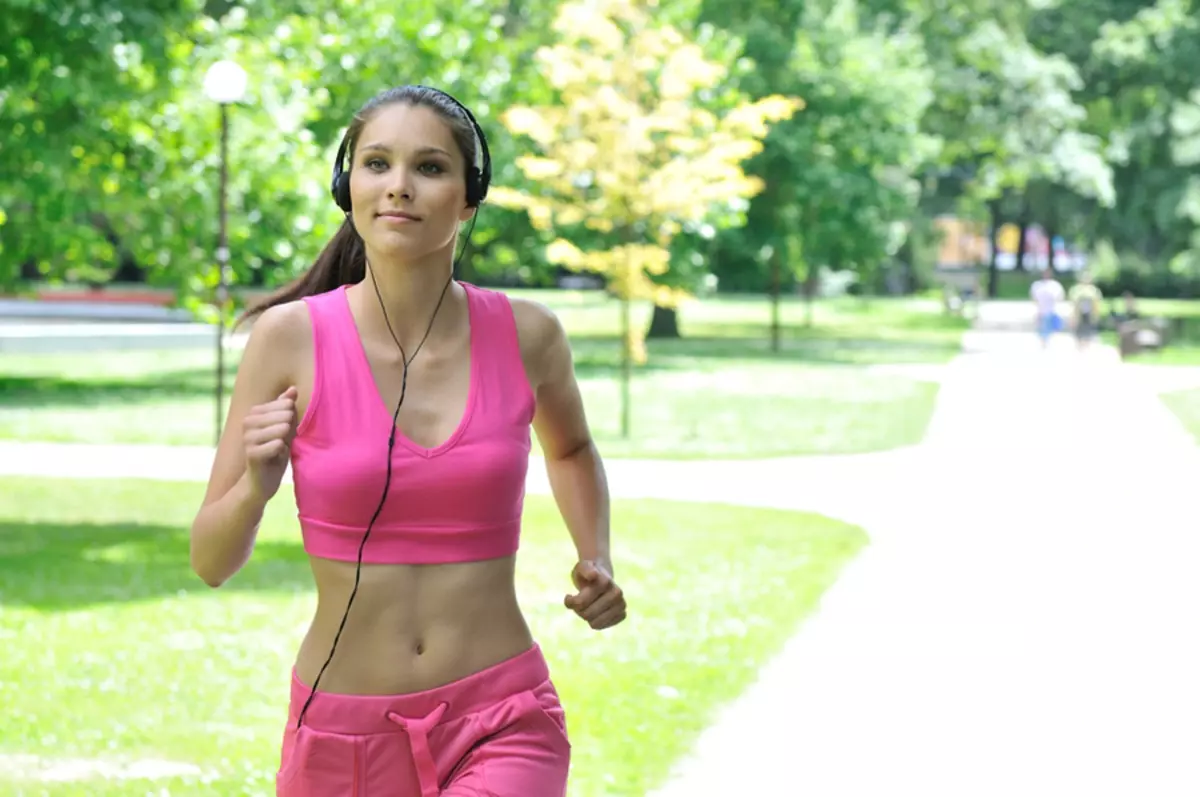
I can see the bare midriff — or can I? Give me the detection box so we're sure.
[293,554,535,695]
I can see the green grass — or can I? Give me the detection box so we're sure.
[0,291,967,457]
[1150,302,1200,427]
[0,476,867,796]
[1160,388,1200,443]
[1107,341,1200,366]
[1124,299,1200,319]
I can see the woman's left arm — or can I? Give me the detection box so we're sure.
[514,298,626,631]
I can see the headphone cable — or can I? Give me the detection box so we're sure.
[295,263,454,730]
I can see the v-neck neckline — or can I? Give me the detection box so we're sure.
[340,283,477,459]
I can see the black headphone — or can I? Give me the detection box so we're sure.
[329,86,492,213]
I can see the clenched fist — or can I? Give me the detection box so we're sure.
[243,386,299,502]
[564,560,627,630]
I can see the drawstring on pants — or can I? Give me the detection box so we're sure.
[386,702,449,797]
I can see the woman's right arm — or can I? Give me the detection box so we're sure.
[189,303,306,587]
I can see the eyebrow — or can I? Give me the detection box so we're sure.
[358,143,453,158]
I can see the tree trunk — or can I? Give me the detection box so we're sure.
[1047,223,1057,272]
[646,304,680,338]
[1014,198,1031,272]
[987,200,1002,297]
[895,234,914,295]
[501,0,524,36]
[803,265,819,328]
[770,247,782,351]
[620,294,631,439]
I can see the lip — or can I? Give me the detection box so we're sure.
[377,211,421,222]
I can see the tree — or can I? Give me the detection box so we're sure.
[0,0,579,304]
[488,0,802,438]
[703,0,937,344]
[0,0,204,286]
[1072,0,1200,274]
[778,0,938,328]
[847,0,1117,295]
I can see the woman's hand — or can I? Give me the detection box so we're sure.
[564,560,626,630]
[243,386,299,502]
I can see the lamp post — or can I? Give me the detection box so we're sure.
[202,60,248,446]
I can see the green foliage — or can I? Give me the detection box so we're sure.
[3,0,1200,301]
[706,0,939,291]
[1,0,568,301]
[1,0,205,283]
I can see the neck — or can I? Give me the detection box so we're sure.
[359,250,460,356]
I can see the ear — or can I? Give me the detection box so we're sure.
[459,203,477,222]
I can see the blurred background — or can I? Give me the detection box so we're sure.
[2,0,1199,795]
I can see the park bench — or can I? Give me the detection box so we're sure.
[1114,316,1169,359]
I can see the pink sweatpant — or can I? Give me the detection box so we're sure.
[276,645,570,796]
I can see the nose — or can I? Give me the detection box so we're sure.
[387,164,415,201]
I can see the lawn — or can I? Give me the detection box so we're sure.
[0,291,966,458]
[1160,388,1200,443]
[0,476,867,797]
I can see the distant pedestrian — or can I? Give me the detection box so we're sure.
[1068,272,1104,352]
[1029,268,1065,349]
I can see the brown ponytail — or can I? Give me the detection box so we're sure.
[236,218,364,326]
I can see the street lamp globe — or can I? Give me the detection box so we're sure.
[203,60,248,104]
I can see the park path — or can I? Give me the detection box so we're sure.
[0,439,907,531]
[648,312,1200,797]
[0,429,914,533]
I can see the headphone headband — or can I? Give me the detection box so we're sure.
[330,86,492,213]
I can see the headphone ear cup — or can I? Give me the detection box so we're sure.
[333,173,352,213]
[466,167,485,207]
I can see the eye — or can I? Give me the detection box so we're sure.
[419,162,446,176]
[365,158,388,171]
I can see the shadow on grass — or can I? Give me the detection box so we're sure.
[0,365,238,410]
[679,315,967,336]
[0,520,311,610]
[570,334,962,377]
[0,320,963,411]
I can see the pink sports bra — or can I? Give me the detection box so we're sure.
[288,282,535,565]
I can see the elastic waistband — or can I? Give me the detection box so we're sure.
[289,644,549,734]
[298,515,522,566]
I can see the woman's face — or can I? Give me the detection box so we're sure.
[349,103,476,263]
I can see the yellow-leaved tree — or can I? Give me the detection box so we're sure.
[490,0,803,438]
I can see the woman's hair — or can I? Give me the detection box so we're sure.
[236,86,480,326]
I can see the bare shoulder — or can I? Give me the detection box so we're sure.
[507,295,570,388]
[246,299,311,345]
[508,295,564,344]
[237,299,313,397]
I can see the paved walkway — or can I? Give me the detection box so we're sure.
[648,323,1200,796]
